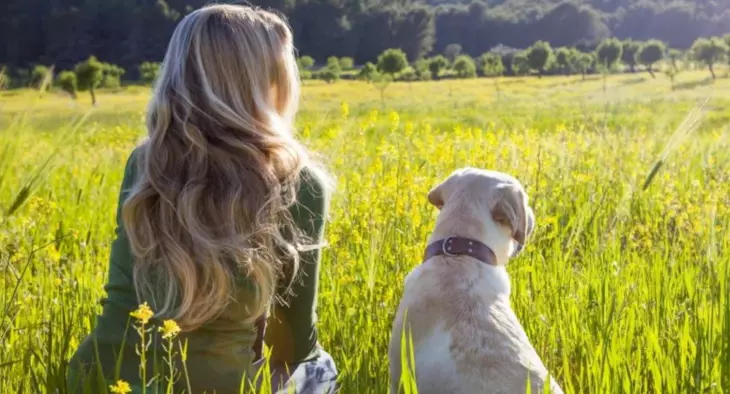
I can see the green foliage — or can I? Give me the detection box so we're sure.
[74,56,105,104]
[412,59,432,81]
[74,56,104,92]
[527,40,553,76]
[339,57,354,70]
[377,49,409,75]
[297,56,315,70]
[357,62,378,82]
[138,62,160,84]
[452,55,477,79]
[56,71,77,98]
[327,56,341,70]
[664,49,683,90]
[511,51,530,76]
[478,52,504,77]
[317,59,341,84]
[427,55,449,78]
[637,39,666,78]
[100,63,125,88]
[621,39,642,72]
[667,49,683,69]
[397,67,417,82]
[690,37,727,79]
[30,65,52,90]
[555,47,572,74]
[596,37,623,70]
[571,50,594,79]
[3,0,730,75]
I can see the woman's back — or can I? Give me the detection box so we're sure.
[68,147,329,393]
[66,4,335,393]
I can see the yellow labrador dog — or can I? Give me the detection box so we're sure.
[388,168,563,394]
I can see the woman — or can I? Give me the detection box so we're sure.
[67,4,336,393]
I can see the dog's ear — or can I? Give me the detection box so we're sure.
[427,182,445,210]
[490,183,533,250]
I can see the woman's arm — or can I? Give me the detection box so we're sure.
[263,167,329,364]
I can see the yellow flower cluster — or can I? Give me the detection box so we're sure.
[130,302,153,325]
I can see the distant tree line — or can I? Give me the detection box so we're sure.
[6,33,727,103]
[3,0,730,78]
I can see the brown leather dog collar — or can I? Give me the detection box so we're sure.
[423,236,497,266]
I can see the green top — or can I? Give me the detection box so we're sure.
[67,147,328,393]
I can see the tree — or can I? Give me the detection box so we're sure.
[667,49,682,70]
[317,67,340,84]
[138,62,160,85]
[56,71,77,99]
[527,40,553,77]
[444,43,462,63]
[30,65,52,90]
[297,56,315,70]
[690,37,727,79]
[664,49,683,90]
[326,56,341,70]
[621,39,641,72]
[398,67,417,85]
[452,55,477,78]
[428,55,449,79]
[74,56,104,105]
[511,52,530,76]
[357,62,378,82]
[555,47,572,74]
[478,52,504,77]
[318,58,341,84]
[636,39,665,78]
[595,37,623,70]
[101,63,125,88]
[413,59,432,81]
[570,50,594,80]
[372,73,393,108]
[339,57,354,70]
[377,48,408,76]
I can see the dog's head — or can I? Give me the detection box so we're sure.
[428,167,535,258]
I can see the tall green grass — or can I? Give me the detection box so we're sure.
[1,73,728,393]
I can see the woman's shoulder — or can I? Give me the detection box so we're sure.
[297,165,333,204]
[122,144,147,181]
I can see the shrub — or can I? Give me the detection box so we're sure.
[357,62,378,82]
[30,65,53,90]
[339,57,354,70]
[138,62,160,84]
[452,55,477,78]
[56,71,78,98]
[74,56,104,105]
[377,49,408,75]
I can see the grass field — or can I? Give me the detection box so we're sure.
[1,70,729,393]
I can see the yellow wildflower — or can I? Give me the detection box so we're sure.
[130,302,153,325]
[340,101,349,120]
[109,380,132,394]
[159,319,181,339]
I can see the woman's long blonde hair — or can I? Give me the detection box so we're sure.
[122,4,323,331]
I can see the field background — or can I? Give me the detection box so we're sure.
[1,71,729,393]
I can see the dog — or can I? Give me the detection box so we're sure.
[388,168,563,394]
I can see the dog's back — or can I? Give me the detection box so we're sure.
[389,168,562,394]
[389,258,561,394]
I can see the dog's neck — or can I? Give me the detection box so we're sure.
[428,206,516,267]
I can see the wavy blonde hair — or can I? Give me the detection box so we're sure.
[122,4,323,331]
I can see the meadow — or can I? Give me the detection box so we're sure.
[1,70,729,393]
